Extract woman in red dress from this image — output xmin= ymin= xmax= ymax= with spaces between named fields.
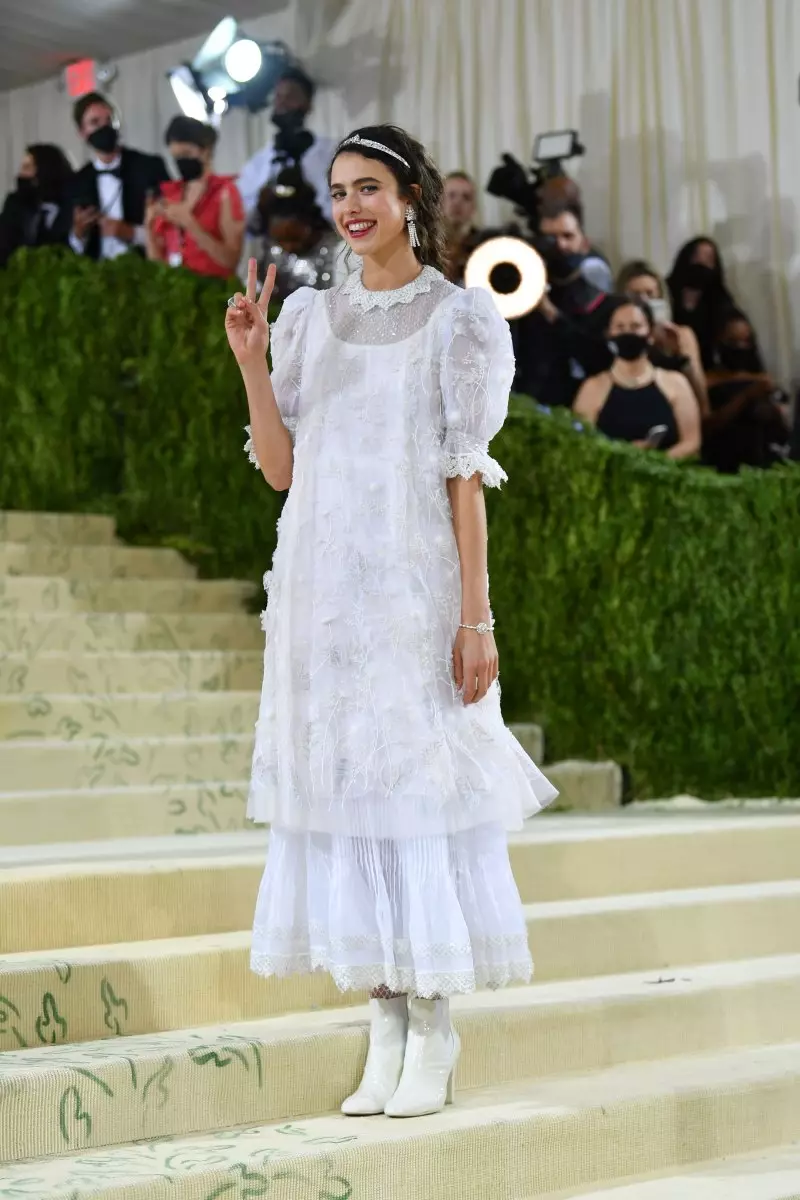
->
xmin=146 ymin=116 xmax=245 ymax=279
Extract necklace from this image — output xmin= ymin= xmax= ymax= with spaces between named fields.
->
xmin=610 ymin=363 xmax=655 ymax=389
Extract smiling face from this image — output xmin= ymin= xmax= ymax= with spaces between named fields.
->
xmin=329 ymin=152 xmax=410 ymax=258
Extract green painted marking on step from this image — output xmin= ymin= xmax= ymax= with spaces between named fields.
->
xmin=35 ymin=992 xmax=67 ymax=1044
xmin=100 ymin=978 xmax=129 ymax=1035
xmin=59 ymin=1086 xmax=92 ymax=1145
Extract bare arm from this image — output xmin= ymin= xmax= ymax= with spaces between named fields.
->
xmin=226 ymin=261 xmax=293 ymax=491
xmin=241 ymin=362 xmax=294 ymax=491
xmin=663 ymin=371 xmax=702 ymax=460
xmin=446 ymin=473 xmax=498 ymax=705
xmin=187 ymin=188 xmax=244 ymax=272
xmin=573 ymin=373 xmax=610 ymax=423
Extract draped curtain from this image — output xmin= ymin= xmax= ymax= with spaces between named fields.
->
xmin=2 ymin=0 xmax=799 ymax=377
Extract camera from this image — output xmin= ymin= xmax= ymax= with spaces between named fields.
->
xmin=486 ymin=129 xmax=585 ymax=233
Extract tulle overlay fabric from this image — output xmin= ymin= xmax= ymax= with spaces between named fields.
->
xmin=246 ymin=267 xmax=557 ymax=996
xmin=250 ymin=825 xmax=534 ymax=996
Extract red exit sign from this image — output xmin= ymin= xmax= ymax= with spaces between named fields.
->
xmin=65 ymin=60 xmax=98 ymax=97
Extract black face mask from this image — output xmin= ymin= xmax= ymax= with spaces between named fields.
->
xmin=682 ymin=262 xmax=716 ymax=290
xmin=175 ymin=157 xmax=204 ymax=183
xmin=272 ymin=110 xmax=305 ymax=134
xmin=718 ymin=343 xmax=761 ymax=374
xmin=610 ymin=333 xmax=650 ymax=361
xmin=16 ymin=176 xmax=38 ymax=206
xmin=87 ymin=124 xmax=119 ymax=154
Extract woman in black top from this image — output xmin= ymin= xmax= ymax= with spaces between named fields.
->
xmin=0 ymin=144 xmax=74 ymax=267
xmin=666 ymin=237 xmax=742 ymax=370
xmin=703 ymin=310 xmax=788 ymax=473
xmin=573 ymin=298 xmax=701 ymax=460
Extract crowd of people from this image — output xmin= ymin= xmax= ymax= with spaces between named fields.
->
xmin=0 ymin=64 xmax=791 ymax=474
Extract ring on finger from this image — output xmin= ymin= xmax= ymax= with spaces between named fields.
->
xmin=226 ymin=296 xmax=237 ymax=309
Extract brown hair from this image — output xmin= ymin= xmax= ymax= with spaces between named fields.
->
xmin=329 ymin=124 xmax=446 ymax=272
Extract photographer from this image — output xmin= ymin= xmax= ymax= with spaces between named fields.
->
xmin=237 ymin=67 xmax=335 ymax=228
xmin=513 ymin=200 xmax=616 ymax=408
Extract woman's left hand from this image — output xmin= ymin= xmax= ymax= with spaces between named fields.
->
xmin=453 ymin=627 xmax=499 ymax=704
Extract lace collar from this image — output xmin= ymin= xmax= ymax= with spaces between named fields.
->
xmin=342 ymin=264 xmax=439 ymax=312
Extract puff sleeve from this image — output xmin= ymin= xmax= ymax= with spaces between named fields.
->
xmin=243 ymin=285 xmax=315 ymax=469
xmin=438 ymin=287 xmax=515 ymax=488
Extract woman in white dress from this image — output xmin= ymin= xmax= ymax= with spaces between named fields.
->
xmin=225 ymin=124 xmax=556 ymax=1120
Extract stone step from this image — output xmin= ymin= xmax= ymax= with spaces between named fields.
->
xmin=0 ymin=766 xmax=617 ymax=845
xmin=2 ymin=834 xmax=798 ymax=973
xmin=0 ymin=542 xmax=196 ymax=580
xmin=0 ymin=511 xmax=116 ymax=545
xmin=0 ymin=782 xmax=252 ymax=843
xmin=549 ymin=1145 xmax=800 ymax=1198
xmin=1 ymin=960 xmax=799 ymax=1163
xmin=0 ymin=690 xmax=259 ymax=741
xmin=0 ymin=611 xmax=262 ymax=654
xmin=0 ymin=649 xmax=263 ymax=695
xmin=0 ymin=1042 xmax=798 ymax=1198
xmin=0 ymin=575 xmax=256 ymax=614
xmin=0 ymin=732 xmax=254 ymax=792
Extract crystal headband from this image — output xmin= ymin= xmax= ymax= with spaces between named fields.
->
xmin=339 ymin=133 xmax=410 ymax=169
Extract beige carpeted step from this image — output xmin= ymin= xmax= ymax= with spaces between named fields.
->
xmin=0 ymin=542 xmax=196 ymax=579
xmin=0 ymin=1043 xmax=798 ymax=1199
xmin=2 ymin=839 xmax=798 ymax=969
xmin=548 ymin=1145 xmax=800 ymax=1198
xmin=0 ymin=649 xmax=263 ymax=695
xmin=0 ymin=611 xmax=261 ymax=654
xmin=0 ymin=576 xmax=256 ymax=614
xmin=0 ymin=782 xmax=253 ymax=843
xmin=2 ymin=960 xmax=800 ymax=1163
xmin=0 ymin=690 xmax=259 ymax=741
xmin=0 ymin=511 xmax=116 ymax=545
xmin=0 ymin=732 xmax=254 ymax=791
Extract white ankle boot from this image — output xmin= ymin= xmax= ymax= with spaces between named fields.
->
xmin=384 ymin=997 xmax=460 ymax=1118
xmin=341 ymin=996 xmax=408 ymax=1116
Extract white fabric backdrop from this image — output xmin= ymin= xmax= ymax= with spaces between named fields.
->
xmin=2 ymin=0 xmax=799 ymax=378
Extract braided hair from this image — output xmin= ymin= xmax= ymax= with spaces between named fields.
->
xmin=329 ymin=124 xmax=446 ymax=273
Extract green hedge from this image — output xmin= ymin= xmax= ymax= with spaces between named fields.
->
xmin=2 ymin=249 xmax=799 ymax=798
xmin=0 ymin=249 xmax=283 ymax=581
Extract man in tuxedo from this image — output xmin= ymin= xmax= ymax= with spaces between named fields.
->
xmin=69 ymin=92 xmax=170 ymax=261
xmin=237 ymin=67 xmax=335 ymax=226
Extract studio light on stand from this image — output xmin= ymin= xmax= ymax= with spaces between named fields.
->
xmin=168 ymin=16 xmax=293 ymax=118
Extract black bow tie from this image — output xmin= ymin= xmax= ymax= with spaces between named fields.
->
xmin=95 ymin=165 xmax=122 ymax=179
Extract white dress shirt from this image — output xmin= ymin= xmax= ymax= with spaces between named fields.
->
xmin=237 ymin=133 xmax=337 ymax=224
xmin=69 ymin=153 xmax=147 ymax=260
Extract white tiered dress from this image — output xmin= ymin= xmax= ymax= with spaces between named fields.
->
xmin=246 ymin=265 xmax=557 ymax=997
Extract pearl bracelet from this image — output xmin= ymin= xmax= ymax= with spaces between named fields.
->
xmin=459 ymin=620 xmax=495 ymax=635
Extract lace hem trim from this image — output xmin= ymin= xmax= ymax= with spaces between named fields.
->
xmin=250 ymin=953 xmax=533 ymax=997
xmin=443 ymin=450 xmax=508 ymax=489
xmin=243 ymin=424 xmax=260 ymax=469
xmin=342 ymin=264 xmax=439 ymax=312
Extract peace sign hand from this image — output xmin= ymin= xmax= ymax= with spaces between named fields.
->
xmin=225 ymin=259 xmax=277 ymax=368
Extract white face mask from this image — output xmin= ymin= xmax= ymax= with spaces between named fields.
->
xmin=647 ymin=297 xmax=671 ymax=325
